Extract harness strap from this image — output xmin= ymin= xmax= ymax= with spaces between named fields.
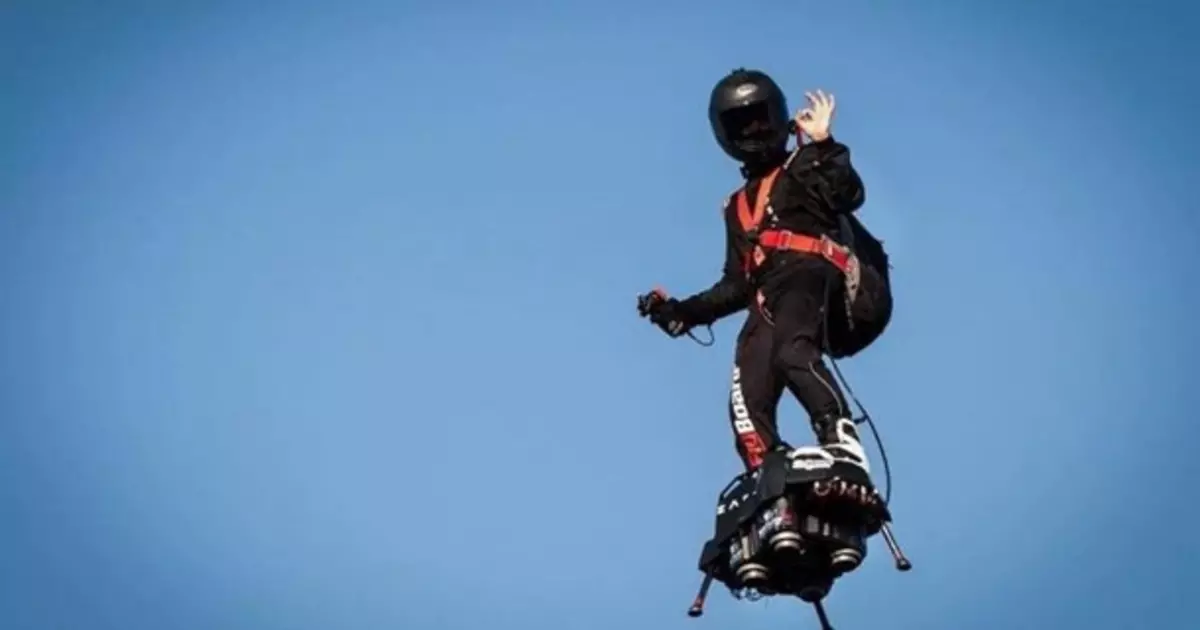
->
xmin=735 ymin=167 xmax=782 ymax=274
xmin=757 ymin=229 xmax=853 ymax=274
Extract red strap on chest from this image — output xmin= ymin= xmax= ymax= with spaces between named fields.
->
xmin=735 ymin=167 xmax=781 ymax=233
xmin=735 ymin=167 xmax=781 ymax=274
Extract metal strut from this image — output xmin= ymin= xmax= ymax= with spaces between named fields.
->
xmin=813 ymin=600 xmax=835 ymax=630
xmin=879 ymin=523 xmax=912 ymax=572
xmin=686 ymin=572 xmax=715 ymax=617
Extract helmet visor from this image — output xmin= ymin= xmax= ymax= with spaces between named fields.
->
xmin=719 ymin=102 xmax=778 ymax=151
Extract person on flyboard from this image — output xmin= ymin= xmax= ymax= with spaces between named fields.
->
xmin=637 ymin=67 xmax=894 ymax=575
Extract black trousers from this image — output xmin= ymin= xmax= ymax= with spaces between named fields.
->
xmin=727 ymin=258 xmax=856 ymax=471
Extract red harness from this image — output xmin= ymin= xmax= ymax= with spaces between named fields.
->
xmin=734 ymin=166 xmax=854 ymax=277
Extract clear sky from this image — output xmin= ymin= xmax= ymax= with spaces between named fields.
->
xmin=3 ymin=2 xmax=1198 ymax=629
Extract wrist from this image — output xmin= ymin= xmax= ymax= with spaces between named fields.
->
xmin=676 ymin=296 xmax=711 ymax=326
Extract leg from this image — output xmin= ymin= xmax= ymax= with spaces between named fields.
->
xmin=766 ymin=261 xmax=874 ymax=575
xmin=728 ymin=309 xmax=785 ymax=471
xmin=764 ymin=261 xmax=870 ymax=476
xmin=725 ymin=311 xmax=788 ymax=590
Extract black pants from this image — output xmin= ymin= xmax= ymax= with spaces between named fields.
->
xmin=727 ymin=258 xmax=855 ymax=471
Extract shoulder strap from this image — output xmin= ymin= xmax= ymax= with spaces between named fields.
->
xmin=735 ymin=167 xmax=782 ymax=233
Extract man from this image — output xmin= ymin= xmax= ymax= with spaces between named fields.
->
xmin=640 ymin=68 xmax=893 ymax=482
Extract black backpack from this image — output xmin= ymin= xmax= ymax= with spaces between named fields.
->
xmin=825 ymin=213 xmax=893 ymax=359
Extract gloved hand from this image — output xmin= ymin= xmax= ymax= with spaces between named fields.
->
xmin=637 ymin=289 xmax=696 ymax=338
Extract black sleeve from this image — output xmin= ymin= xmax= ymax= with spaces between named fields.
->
xmin=786 ymin=137 xmax=865 ymax=214
xmin=676 ymin=208 xmax=751 ymax=325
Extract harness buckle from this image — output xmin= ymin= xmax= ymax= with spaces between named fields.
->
xmin=820 ymin=236 xmax=850 ymax=271
xmin=774 ymin=230 xmax=794 ymax=250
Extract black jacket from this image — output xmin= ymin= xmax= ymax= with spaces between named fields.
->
xmin=679 ymin=137 xmax=865 ymax=325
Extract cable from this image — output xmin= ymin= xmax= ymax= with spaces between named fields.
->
xmin=828 ymin=356 xmax=892 ymax=505
xmin=687 ymin=325 xmax=715 ymax=347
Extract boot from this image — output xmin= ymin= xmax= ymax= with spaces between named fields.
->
xmin=811 ymin=414 xmax=871 ymax=477
xmin=811 ymin=413 xmax=871 ymax=575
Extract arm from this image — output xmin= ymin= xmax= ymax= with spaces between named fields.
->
xmin=786 ymin=137 xmax=865 ymax=214
xmin=676 ymin=208 xmax=751 ymax=325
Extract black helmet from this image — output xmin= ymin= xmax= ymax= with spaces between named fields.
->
xmin=708 ymin=68 xmax=791 ymax=164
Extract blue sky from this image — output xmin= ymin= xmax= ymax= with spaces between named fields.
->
xmin=2 ymin=2 xmax=1198 ymax=629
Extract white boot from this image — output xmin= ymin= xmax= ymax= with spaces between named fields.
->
xmin=813 ymin=415 xmax=871 ymax=477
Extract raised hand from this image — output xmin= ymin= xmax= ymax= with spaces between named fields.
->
xmin=794 ymin=89 xmax=836 ymax=143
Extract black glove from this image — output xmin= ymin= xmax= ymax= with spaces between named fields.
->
xmin=637 ymin=290 xmax=696 ymax=338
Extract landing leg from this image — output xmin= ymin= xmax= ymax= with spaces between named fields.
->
xmin=812 ymin=600 xmax=835 ymax=630
xmin=879 ymin=523 xmax=912 ymax=572
xmin=686 ymin=572 xmax=714 ymax=617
